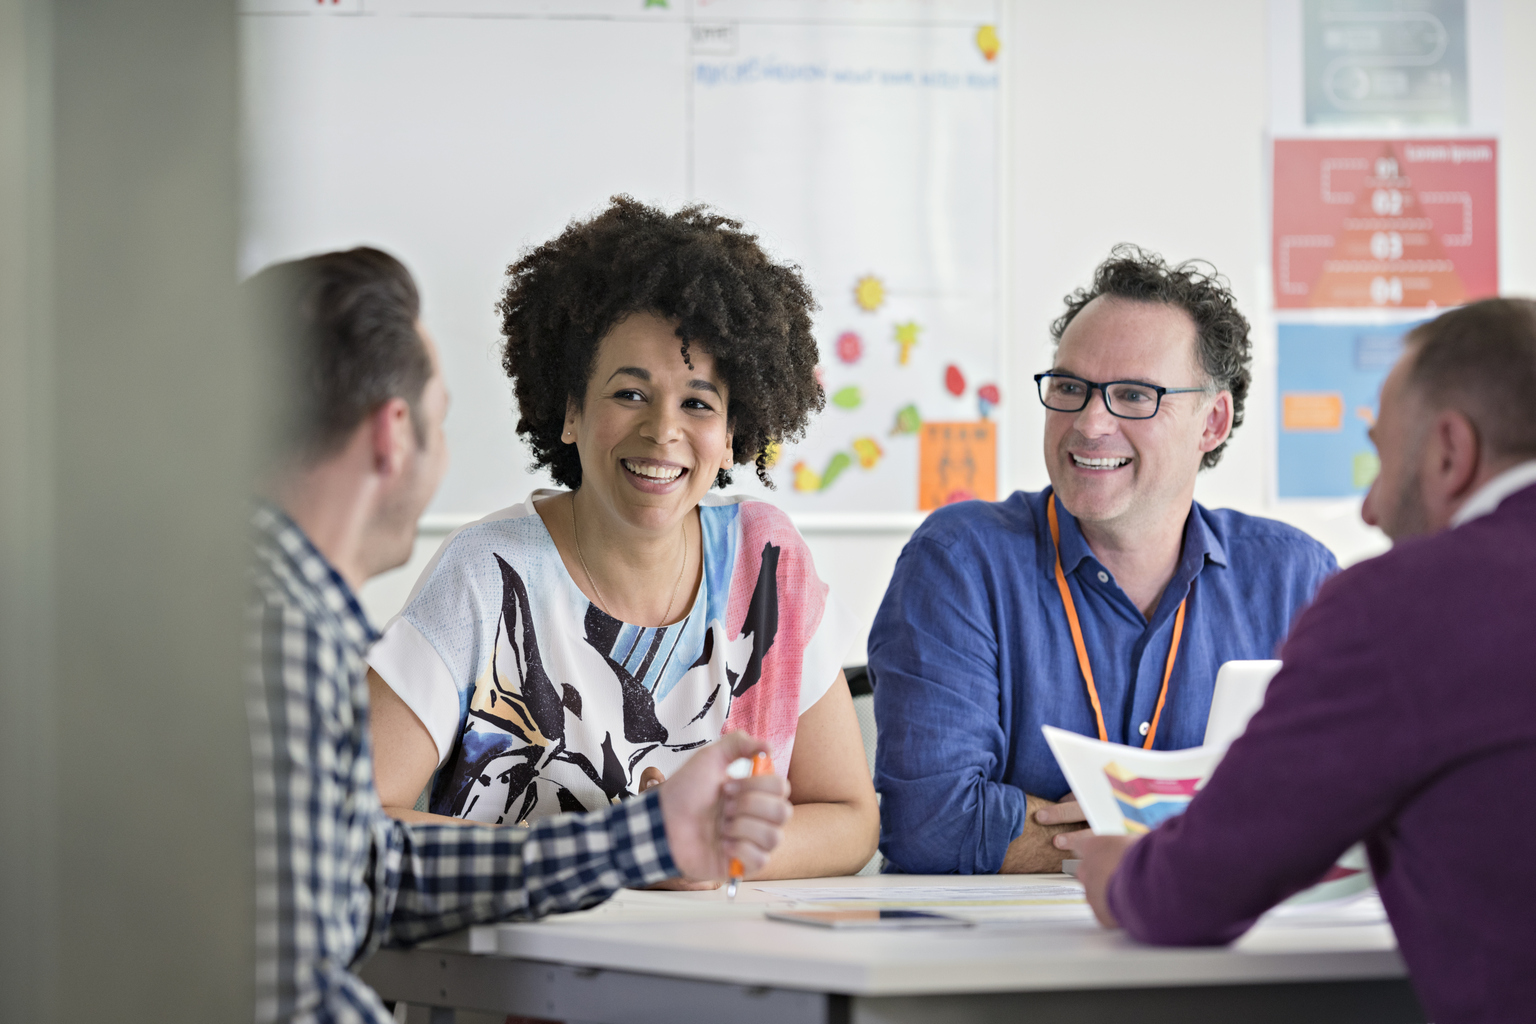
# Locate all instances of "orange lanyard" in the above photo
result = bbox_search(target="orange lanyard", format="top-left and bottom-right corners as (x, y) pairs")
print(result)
(1047, 494), (1186, 750)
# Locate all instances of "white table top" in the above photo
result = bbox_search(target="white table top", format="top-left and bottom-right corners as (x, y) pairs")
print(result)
(435, 874), (1404, 997)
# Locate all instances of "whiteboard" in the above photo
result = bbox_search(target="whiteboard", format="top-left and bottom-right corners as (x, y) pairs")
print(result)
(242, 0), (1005, 522)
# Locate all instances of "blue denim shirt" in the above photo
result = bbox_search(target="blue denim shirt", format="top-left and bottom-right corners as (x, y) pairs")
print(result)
(868, 488), (1338, 875)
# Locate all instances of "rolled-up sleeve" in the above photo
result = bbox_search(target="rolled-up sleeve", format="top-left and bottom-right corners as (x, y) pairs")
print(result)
(869, 536), (1026, 874)
(382, 791), (677, 946)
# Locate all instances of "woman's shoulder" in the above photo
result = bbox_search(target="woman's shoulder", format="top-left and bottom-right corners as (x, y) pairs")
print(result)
(699, 493), (809, 553)
(406, 491), (562, 601)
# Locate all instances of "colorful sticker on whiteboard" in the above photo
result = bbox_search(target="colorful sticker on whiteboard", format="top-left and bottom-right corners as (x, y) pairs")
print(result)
(891, 404), (922, 436)
(944, 364), (966, 396)
(975, 24), (1000, 62)
(918, 421), (996, 511)
(852, 437), (883, 469)
(977, 382), (1000, 419)
(854, 275), (886, 313)
(792, 451), (854, 493)
(893, 321), (921, 365)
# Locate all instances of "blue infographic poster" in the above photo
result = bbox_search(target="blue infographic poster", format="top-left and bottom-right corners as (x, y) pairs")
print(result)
(1277, 320), (1428, 498)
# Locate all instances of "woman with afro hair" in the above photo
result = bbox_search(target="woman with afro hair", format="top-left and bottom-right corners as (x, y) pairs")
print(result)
(366, 197), (880, 883)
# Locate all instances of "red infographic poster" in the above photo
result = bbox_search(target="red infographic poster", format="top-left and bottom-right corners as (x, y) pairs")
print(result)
(1272, 138), (1497, 309)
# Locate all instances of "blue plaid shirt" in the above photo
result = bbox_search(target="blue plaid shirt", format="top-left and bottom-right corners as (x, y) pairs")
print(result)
(248, 505), (676, 1024)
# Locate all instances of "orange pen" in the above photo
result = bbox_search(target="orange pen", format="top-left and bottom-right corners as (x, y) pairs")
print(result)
(726, 751), (774, 901)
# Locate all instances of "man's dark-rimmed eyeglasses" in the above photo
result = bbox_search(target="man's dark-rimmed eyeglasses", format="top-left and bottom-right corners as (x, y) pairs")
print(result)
(1033, 372), (1207, 421)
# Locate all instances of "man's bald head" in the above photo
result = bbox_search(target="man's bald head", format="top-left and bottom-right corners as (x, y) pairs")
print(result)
(1403, 298), (1536, 461)
(1362, 298), (1536, 541)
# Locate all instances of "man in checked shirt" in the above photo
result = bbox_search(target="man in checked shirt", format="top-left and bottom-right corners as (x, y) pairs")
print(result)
(247, 247), (792, 1024)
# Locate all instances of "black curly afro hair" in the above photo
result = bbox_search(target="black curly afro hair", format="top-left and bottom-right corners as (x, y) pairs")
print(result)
(498, 195), (825, 489)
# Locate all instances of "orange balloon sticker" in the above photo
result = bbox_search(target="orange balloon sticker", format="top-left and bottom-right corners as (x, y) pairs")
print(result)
(944, 364), (966, 396)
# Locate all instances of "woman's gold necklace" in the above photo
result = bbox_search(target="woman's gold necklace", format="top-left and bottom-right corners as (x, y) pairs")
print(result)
(571, 495), (689, 626)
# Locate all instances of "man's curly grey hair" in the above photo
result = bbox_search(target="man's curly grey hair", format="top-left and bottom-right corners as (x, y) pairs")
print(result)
(1051, 244), (1252, 470)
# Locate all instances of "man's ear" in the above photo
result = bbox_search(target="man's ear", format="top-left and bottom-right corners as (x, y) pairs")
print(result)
(1197, 391), (1234, 455)
(1422, 408), (1482, 516)
(370, 397), (414, 478)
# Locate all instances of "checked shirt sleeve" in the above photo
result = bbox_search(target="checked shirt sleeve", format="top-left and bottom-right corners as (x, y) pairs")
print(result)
(382, 791), (677, 945)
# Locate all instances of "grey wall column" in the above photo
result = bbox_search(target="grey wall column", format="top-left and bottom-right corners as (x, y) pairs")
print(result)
(0, 0), (59, 1019)
(0, 2), (255, 1022)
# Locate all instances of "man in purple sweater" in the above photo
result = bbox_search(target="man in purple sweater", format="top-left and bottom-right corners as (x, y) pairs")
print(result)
(1065, 297), (1536, 1024)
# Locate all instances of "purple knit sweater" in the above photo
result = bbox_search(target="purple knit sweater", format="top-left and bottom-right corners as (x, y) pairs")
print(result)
(1107, 482), (1536, 1024)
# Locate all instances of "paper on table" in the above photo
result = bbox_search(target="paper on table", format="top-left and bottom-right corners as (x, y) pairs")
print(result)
(754, 884), (1092, 924)
(1261, 890), (1386, 927)
(1040, 724), (1372, 906)
(754, 884), (1086, 905)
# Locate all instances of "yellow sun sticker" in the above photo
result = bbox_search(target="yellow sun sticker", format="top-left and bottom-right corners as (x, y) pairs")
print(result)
(854, 275), (886, 313)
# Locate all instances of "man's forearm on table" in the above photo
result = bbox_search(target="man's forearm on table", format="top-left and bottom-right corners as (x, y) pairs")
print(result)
(386, 792), (677, 943)
(1000, 795), (1087, 873)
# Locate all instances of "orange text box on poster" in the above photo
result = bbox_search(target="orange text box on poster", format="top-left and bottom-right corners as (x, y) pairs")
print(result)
(1272, 138), (1497, 309)
(1282, 392), (1344, 431)
(918, 421), (996, 511)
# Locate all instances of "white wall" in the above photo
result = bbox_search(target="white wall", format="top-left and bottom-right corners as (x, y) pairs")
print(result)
(362, 0), (1536, 661)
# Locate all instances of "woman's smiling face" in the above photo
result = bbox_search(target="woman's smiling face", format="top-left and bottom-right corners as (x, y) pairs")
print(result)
(564, 311), (734, 533)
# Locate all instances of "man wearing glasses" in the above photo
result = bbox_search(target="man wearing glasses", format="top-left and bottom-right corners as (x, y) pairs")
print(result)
(868, 245), (1337, 875)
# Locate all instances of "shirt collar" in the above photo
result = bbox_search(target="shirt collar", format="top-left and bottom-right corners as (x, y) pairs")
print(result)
(251, 501), (379, 647)
(1043, 490), (1228, 580)
(1449, 459), (1536, 528)
(1181, 501), (1228, 570)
